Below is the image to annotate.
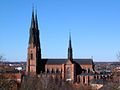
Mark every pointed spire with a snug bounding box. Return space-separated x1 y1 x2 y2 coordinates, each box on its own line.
35 9 39 30
35 9 40 45
68 32 73 61
31 6 35 29
29 7 36 45
69 32 72 49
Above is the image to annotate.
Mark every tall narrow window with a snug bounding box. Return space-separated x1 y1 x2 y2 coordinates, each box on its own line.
83 76 85 84
31 53 33 60
47 69 49 73
51 68 54 73
56 69 59 73
88 76 90 84
88 68 90 73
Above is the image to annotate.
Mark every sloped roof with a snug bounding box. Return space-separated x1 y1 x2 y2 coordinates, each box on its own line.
42 58 93 65
74 59 93 65
42 59 66 65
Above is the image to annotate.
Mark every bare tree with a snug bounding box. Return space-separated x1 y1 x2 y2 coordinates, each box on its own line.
0 55 18 90
0 71 18 90
20 75 77 90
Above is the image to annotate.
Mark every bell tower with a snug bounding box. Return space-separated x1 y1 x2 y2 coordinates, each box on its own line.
26 9 41 75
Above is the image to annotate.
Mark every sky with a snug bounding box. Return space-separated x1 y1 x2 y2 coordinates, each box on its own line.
0 0 120 62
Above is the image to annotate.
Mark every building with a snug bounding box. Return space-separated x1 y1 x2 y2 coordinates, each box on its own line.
0 64 23 90
26 9 95 84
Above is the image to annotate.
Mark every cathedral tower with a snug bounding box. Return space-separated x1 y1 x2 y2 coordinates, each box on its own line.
26 9 41 75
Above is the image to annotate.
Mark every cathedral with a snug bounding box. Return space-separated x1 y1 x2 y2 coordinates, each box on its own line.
26 9 95 84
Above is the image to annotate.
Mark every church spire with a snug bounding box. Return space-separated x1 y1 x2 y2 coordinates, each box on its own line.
69 33 72 49
27 8 42 75
35 9 41 47
35 9 39 30
68 33 73 61
31 7 35 29
29 8 36 45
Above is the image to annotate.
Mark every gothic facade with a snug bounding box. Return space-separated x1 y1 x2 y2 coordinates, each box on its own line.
26 10 95 84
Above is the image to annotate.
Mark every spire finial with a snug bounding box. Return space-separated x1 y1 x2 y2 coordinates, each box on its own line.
69 31 72 48
30 5 35 29
29 5 36 44
32 5 34 16
69 32 71 39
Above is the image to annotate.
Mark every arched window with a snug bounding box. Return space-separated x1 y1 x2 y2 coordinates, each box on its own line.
97 75 99 79
84 67 86 73
56 69 59 73
88 68 90 73
31 53 33 60
83 76 85 84
47 69 49 73
94 76 96 79
88 76 90 84
51 68 54 73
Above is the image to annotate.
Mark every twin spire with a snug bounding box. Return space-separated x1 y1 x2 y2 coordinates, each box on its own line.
29 8 73 60
31 8 38 30
29 8 40 46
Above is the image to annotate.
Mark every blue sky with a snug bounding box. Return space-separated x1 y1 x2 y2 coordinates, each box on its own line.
0 0 120 62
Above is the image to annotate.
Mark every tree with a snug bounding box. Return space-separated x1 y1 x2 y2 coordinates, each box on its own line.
20 75 76 90
20 76 44 90
0 55 18 90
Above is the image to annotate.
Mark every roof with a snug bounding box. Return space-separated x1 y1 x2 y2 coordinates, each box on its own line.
42 59 66 65
74 59 93 65
42 58 93 65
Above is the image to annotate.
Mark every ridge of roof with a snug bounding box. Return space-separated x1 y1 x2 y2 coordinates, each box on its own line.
42 58 93 65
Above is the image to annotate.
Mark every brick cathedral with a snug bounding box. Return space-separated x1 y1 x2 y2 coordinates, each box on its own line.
26 9 95 84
